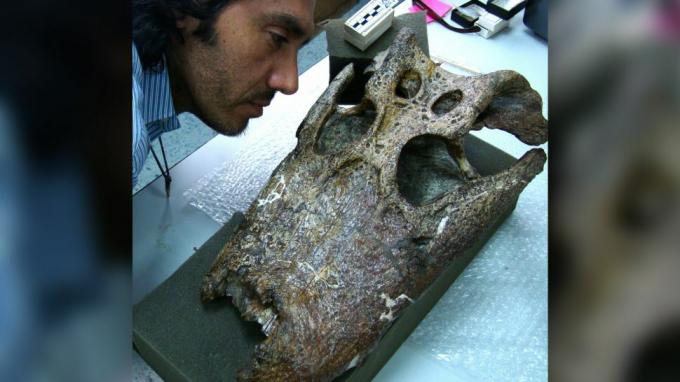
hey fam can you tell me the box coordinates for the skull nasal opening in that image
[397,135,466,206]
[395,70,422,99]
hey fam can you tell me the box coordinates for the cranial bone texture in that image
[201,29,548,381]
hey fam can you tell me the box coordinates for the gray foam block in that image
[325,12,429,104]
[133,213,263,382]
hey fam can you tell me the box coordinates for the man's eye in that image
[269,32,288,47]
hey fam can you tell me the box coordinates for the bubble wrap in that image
[403,169,548,381]
[183,128,298,225]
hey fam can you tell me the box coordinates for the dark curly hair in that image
[133,0,232,71]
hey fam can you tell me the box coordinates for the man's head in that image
[133,0,316,135]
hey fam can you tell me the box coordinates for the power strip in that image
[343,0,397,51]
[476,11,508,38]
[451,2,509,38]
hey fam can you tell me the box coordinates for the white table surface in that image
[133,1,547,380]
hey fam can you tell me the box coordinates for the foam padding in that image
[325,12,429,104]
[133,213,263,382]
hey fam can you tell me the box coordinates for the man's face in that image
[169,0,316,135]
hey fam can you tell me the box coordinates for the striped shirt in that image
[132,43,181,186]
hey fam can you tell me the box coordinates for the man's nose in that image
[267,53,299,95]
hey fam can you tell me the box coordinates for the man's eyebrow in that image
[264,12,313,41]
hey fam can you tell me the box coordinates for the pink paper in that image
[408,0,453,23]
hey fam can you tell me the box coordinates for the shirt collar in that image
[140,56,177,125]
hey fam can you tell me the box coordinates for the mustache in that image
[245,89,276,103]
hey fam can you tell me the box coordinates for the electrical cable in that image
[412,0,481,33]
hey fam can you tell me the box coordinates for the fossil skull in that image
[201,29,548,381]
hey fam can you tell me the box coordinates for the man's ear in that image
[174,12,199,32]
[174,13,188,30]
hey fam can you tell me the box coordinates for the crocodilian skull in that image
[201,29,548,381]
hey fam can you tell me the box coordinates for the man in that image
[132,0,316,186]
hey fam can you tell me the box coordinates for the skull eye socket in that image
[432,90,463,116]
[395,70,422,99]
[314,101,377,155]
[397,134,465,206]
